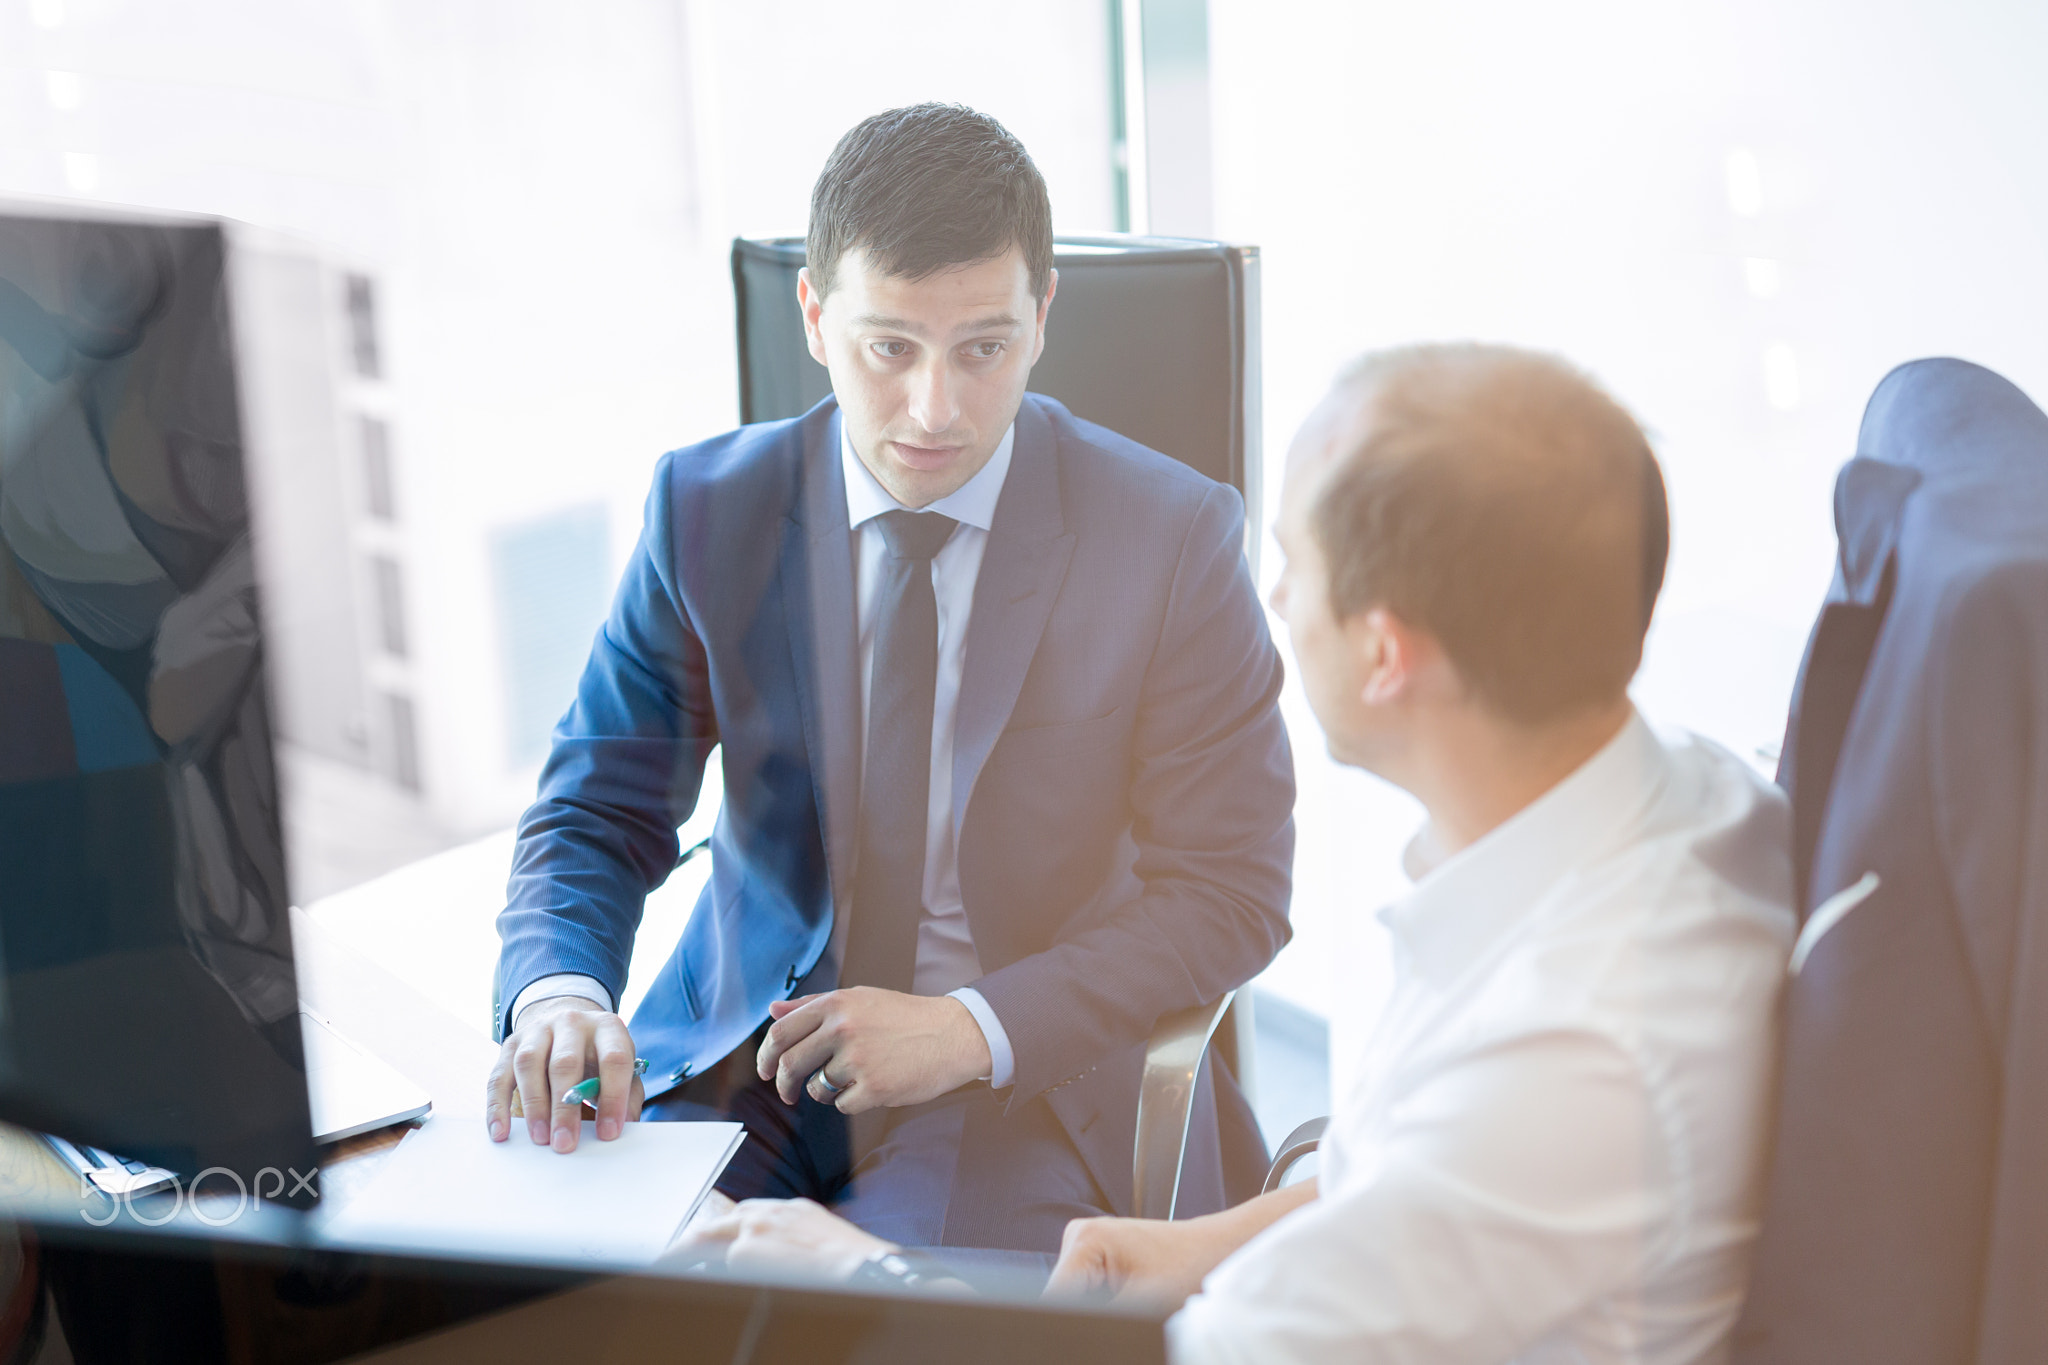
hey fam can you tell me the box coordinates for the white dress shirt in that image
[1170,712,1795,1365]
[514,422,1020,1087]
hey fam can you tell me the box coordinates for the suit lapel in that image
[781,404,862,910]
[952,398,1075,838]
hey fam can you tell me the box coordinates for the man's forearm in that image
[1158,1180,1323,1294]
[1197,1180,1318,1254]
[1049,1180,1320,1304]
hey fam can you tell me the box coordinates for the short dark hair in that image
[1310,344,1669,725]
[806,103,1054,302]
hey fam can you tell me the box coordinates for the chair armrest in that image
[1261,1116,1327,1194]
[1134,990,1236,1221]
[1216,990,1258,1109]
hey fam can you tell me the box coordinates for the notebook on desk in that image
[319,1113,745,1267]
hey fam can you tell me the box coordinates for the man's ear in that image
[797,267,829,367]
[1355,606,1419,706]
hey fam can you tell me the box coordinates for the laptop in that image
[299,1008,434,1144]
[43,1009,429,1193]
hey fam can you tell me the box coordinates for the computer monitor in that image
[0,205,317,1198]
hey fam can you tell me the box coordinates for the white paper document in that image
[319,1116,744,1267]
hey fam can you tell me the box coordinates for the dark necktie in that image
[839,509,958,995]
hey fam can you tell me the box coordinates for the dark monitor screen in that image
[0,208,316,1195]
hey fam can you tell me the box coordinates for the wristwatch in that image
[848,1248,946,1293]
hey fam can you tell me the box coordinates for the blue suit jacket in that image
[1734,360,2048,1364]
[495,393,1294,1211]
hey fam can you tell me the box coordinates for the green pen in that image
[560,1058,649,1109]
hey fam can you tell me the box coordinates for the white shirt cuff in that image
[509,973,613,1031]
[947,986,1015,1089]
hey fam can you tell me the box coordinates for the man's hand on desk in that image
[485,995,644,1153]
[676,1196,894,1278]
[756,988,992,1113]
[1045,1181,1320,1308]
[1045,1215,1232,1308]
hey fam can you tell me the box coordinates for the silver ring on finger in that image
[811,1067,846,1098]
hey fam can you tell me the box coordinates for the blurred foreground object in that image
[0,203,316,1189]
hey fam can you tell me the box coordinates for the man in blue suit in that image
[485,104,1294,1254]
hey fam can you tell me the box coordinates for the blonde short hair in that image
[1310,343,1668,724]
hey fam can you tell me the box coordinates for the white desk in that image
[302,770,721,1036]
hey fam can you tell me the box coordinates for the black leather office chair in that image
[731,234,1265,1219]
[731,234,1263,567]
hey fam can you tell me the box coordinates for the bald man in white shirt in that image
[1050,344,1796,1363]
[688,343,1795,1361]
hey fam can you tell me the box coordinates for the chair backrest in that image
[730,234,1263,549]
[1733,358,2048,1365]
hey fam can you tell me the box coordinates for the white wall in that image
[1209,0,2048,1077]
[1,0,1119,850]
[1,0,714,835]
[687,1,1117,242]
[369,2,714,831]
[28,0,2042,1077]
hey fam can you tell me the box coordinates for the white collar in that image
[1379,709,1669,986]
[839,417,1016,532]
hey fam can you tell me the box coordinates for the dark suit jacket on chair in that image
[1734,359,2048,1364]
[494,392,1295,1214]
